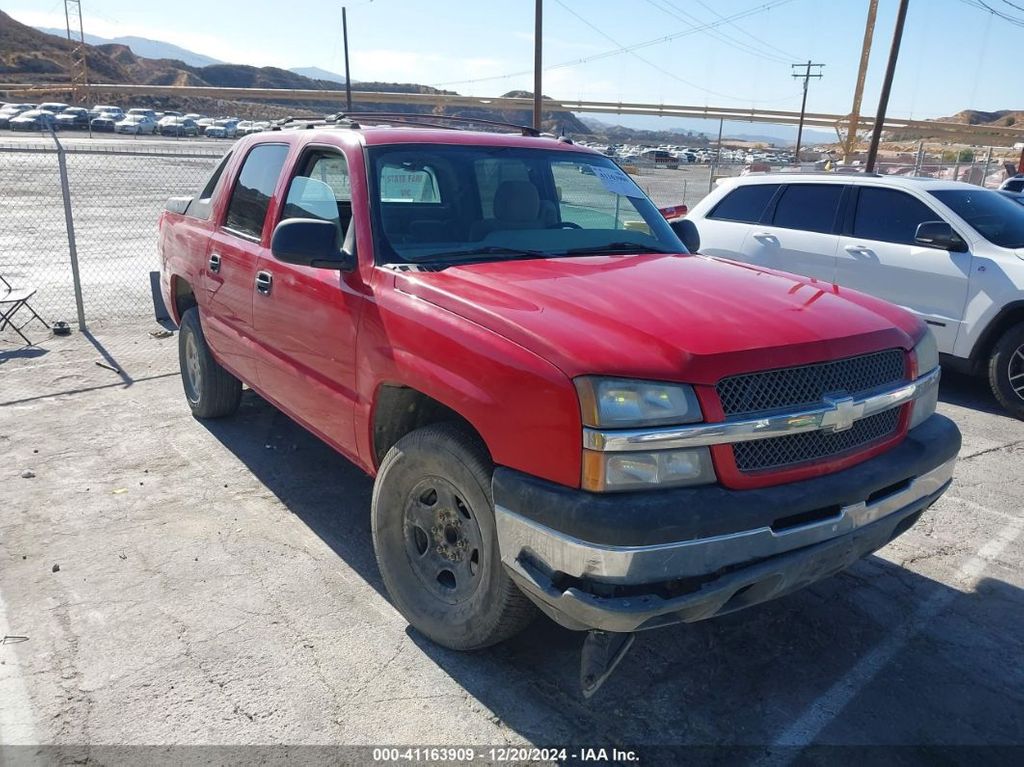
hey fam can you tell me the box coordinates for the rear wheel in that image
[371,423,536,650]
[177,307,241,419]
[988,321,1024,420]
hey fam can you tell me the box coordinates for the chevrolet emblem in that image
[819,395,864,432]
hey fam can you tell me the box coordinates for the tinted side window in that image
[853,188,938,245]
[224,144,289,239]
[771,184,843,234]
[708,184,779,223]
[185,151,232,220]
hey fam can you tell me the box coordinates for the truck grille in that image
[733,408,901,472]
[717,349,905,416]
[717,349,906,474]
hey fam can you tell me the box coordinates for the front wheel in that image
[988,321,1024,420]
[371,423,536,650]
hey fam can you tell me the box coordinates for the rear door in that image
[739,182,844,282]
[252,146,364,459]
[694,182,780,259]
[203,142,290,384]
[835,185,971,353]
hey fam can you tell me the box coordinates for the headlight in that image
[575,377,702,428]
[913,327,939,376]
[909,329,940,429]
[582,446,715,492]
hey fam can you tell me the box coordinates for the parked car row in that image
[574,139,799,168]
[0,101,274,138]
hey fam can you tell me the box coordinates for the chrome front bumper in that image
[496,456,956,586]
[494,411,961,633]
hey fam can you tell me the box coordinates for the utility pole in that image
[791,61,823,166]
[865,0,910,172]
[843,0,878,163]
[63,0,89,104]
[533,0,543,132]
[342,6,353,112]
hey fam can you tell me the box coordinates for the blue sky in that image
[7,0,1018,122]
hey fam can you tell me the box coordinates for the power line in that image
[645,0,795,65]
[554,0,795,102]
[428,0,799,87]
[692,0,802,60]
[958,0,1024,26]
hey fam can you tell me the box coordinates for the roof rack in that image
[270,111,543,137]
[335,111,541,137]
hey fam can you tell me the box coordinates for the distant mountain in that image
[35,26,223,68]
[936,109,1022,128]
[289,66,347,84]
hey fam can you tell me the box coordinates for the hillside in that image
[0,11,587,133]
[940,109,1023,128]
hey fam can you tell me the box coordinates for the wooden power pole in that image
[533,0,543,132]
[792,61,823,164]
[866,0,911,172]
[843,0,879,163]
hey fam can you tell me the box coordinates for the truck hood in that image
[393,253,922,384]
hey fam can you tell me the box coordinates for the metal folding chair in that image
[0,274,48,345]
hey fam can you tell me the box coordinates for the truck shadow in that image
[938,369,1007,417]
[200,389,1024,756]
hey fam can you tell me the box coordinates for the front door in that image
[252,148,364,460]
[834,186,971,353]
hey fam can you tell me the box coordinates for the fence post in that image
[51,129,87,331]
[980,147,992,188]
[913,140,923,175]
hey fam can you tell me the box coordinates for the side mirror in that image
[915,221,967,252]
[670,218,700,253]
[271,218,356,271]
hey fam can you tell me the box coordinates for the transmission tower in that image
[64,0,90,104]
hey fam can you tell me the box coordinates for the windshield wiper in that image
[414,245,553,262]
[563,241,677,255]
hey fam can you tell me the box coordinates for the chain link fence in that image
[1,133,1018,335]
[1,135,224,330]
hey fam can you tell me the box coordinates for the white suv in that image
[686,173,1024,418]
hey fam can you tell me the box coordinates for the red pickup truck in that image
[159,118,960,694]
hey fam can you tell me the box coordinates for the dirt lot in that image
[1,319,1022,763]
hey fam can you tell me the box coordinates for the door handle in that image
[208,253,221,273]
[844,244,873,255]
[752,231,778,241]
[255,270,273,296]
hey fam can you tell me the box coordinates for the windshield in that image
[366,144,684,265]
[930,188,1024,249]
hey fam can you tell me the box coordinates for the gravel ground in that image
[1,322,1022,763]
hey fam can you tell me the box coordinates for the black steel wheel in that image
[371,423,536,650]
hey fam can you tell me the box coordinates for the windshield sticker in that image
[592,165,642,197]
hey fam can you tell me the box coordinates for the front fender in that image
[355,282,583,488]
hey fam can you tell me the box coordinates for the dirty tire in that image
[371,423,536,650]
[989,322,1024,420]
[177,307,242,419]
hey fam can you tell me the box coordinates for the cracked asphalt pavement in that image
[1,324,1022,761]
